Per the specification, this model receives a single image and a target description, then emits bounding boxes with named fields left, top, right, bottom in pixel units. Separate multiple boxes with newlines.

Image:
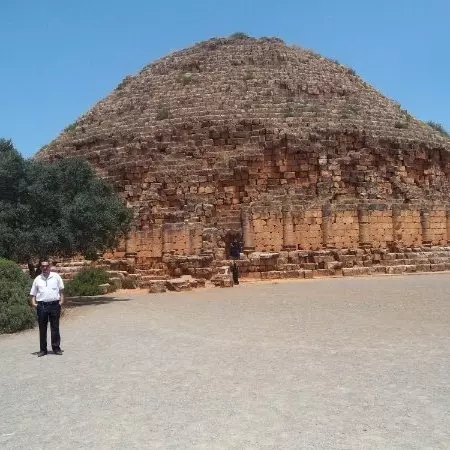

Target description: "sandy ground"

left=1, top=274, right=449, bottom=449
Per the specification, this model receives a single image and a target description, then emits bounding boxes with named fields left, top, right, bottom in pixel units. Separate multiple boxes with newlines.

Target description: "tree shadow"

left=65, top=295, right=132, bottom=308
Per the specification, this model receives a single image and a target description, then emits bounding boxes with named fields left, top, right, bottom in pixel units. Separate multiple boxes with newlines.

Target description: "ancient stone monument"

left=37, top=35, right=450, bottom=285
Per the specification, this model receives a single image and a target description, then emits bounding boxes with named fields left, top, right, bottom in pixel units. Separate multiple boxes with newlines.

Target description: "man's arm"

left=29, top=279, right=37, bottom=307
left=30, top=295, right=37, bottom=307
left=58, top=274, right=65, bottom=306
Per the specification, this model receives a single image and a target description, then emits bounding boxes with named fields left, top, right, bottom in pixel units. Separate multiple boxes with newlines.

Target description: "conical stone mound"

left=37, top=35, right=450, bottom=269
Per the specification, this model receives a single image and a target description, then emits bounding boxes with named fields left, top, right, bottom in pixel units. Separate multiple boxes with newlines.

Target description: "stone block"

left=98, top=283, right=110, bottom=295
left=148, top=280, right=167, bottom=293
left=430, top=264, right=446, bottom=272
left=386, top=265, right=406, bottom=274
left=220, top=279, right=234, bottom=288
left=166, top=278, right=192, bottom=291
left=109, top=277, right=122, bottom=290
left=314, top=268, right=336, bottom=277
left=342, top=267, right=372, bottom=276
left=193, top=267, right=213, bottom=279
left=372, top=266, right=387, bottom=274
left=324, top=261, right=342, bottom=270
left=415, top=264, right=431, bottom=272
left=191, top=278, right=206, bottom=288
left=430, top=257, right=449, bottom=264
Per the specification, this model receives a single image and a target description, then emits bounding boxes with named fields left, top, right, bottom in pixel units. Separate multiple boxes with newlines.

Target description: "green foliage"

left=229, top=32, right=250, bottom=40
left=0, top=258, right=30, bottom=287
left=283, top=106, right=296, bottom=118
left=0, top=140, right=132, bottom=263
left=0, top=259, right=34, bottom=333
left=394, top=121, right=409, bottom=129
left=427, top=121, right=449, bottom=137
left=116, top=76, right=133, bottom=91
left=64, top=122, right=78, bottom=133
left=341, top=104, right=359, bottom=116
left=177, top=72, right=197, bottom=85
left=156, top=107, right=170, bottom=120
left=65, top=268, right=110, bottom=297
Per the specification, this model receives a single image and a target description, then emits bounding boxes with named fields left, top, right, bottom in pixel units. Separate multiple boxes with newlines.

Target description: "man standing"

left=30, top=261, right=65, bottom=357
left=229, top=237, right=242, bottom=285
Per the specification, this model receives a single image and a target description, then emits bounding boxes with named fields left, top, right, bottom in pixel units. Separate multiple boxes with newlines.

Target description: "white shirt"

left=30, top=272, right=65, bottom=302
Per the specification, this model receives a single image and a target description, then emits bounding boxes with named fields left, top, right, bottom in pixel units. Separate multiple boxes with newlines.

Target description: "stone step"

left=135, top=268, right=168, bottom=275
left=259, top=269, right=313, bottom=280
left=54, top=261, right=91, bottom=268
left=279, top=264, right=304, bottom=270
left=138, top=275, right=170, bottom=282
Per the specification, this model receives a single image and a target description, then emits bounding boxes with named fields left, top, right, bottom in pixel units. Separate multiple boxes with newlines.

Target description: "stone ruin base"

left=42, top=245, right=450, bottom=295
left=234, top=246, right=450, bottom=280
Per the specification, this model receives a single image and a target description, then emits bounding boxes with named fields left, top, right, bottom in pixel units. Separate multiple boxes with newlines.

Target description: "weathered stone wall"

left=37, top=36, right=450, bottom=279
left=103, top=203, right=450, bottom=269
left=294, top=209, right=322, bottom=250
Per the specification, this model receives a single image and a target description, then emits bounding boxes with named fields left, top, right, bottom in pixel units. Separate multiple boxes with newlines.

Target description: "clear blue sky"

left=2, top=0, right=449, bottom=157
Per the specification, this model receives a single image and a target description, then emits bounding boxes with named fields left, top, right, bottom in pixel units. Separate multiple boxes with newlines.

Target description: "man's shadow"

left=65, top=295, right=131, bottom=308
left=30, top=350, right=64, bottom=356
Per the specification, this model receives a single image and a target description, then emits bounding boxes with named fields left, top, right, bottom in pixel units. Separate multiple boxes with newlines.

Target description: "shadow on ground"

left=65, top=295, right=131, bottom=308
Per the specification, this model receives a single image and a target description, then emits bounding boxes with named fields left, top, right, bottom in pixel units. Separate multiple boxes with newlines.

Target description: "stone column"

left=420, top=209, right=431, bottom=246
left=162, top=223, right=172, bottom=254
left=321, top=204, right=332, bottom=248
left=186, top=222, right=202, bottom=255
left=241, top=206, right=255, bottom=252
left=124, top=229, right=137, bottom=265
left=392, top=205, right=402, bottom=244
left=358, top=207, right=371, bottom=247
left=446, top=208, right=450, bottom=244
left=184, top=221, right=192, bottom=255
left=125, top=229, right=137, bottom=254
left=282, top=203, right=296, bottom=251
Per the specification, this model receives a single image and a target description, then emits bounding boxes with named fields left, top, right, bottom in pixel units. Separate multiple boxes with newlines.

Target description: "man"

left=229, top=238, right=242, bottom=285
left=30, top=261, right=65, bottom=357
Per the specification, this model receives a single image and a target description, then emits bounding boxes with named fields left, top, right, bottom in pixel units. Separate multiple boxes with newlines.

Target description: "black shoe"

left=37, top=351, right=47, bottom=357
left=53, top=348, right=63, bottom=355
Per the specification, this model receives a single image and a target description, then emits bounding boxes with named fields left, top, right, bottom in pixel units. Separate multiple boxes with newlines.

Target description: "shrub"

left=177, top=72, right=197, bottom=85
left=283, top=105, right=296, bottom=118
left=229, top=32, right=250, bottom=40
left=65, top=268, right=110, bottom=297
left=63, top=122, right=78, bottom=133
left=0, top=258, right=30, bottom=288
left=394, top=121, right=408, bottom=129
left=155, top=107, right=170, bottom=121
left=427, top=121, right=449, bottom=137
left=0, top=259, right=34, bottom=334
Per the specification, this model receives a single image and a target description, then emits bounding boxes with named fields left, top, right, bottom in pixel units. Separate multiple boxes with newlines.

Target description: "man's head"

left=40, top=261, right=51, bottom=274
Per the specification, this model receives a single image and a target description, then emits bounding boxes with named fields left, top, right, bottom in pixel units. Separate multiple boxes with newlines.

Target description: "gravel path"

left=1, top=275, right=449, bottom=449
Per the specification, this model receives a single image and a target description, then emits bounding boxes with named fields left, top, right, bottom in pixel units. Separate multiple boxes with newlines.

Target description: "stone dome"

left=37, top=35, right=450, bottom=262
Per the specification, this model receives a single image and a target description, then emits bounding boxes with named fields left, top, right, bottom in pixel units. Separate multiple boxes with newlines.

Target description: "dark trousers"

left=231, top=261, right=239, bottom=284
left=36, top=302, right=61, bottom=352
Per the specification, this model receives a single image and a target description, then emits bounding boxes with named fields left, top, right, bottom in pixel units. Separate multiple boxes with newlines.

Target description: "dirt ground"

left=1, top=274, right=449, bottom=449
